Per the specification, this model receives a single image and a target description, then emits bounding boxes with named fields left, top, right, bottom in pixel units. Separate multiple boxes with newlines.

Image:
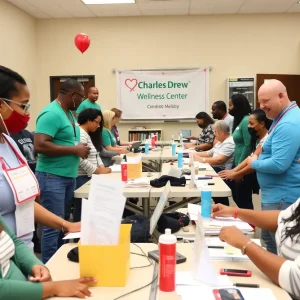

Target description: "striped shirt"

left=276, top=198, right=300, bottom=299
left=0, top=230, right=15, bottom=278
left=78, top=128, right=104, bottom=176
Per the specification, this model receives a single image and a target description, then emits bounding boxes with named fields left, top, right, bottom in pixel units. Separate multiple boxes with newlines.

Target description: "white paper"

left=127, top=154, right=142, bottom=163
left=125, top=178, right=150, bottom=188
left=63, top=232, right=81, bottom=240
left=109, top=164, right=122, bottom=173
left=192, top=215, right=226, bottom=286
left=15, top=199, right=35, bottom=237
left=178, top=286, right=276, bottom=300
left=80, top=175, right=126, bottom=245
left=188, top=203, right=201, bottom=221
left=205, top=217, right=253, bottom=232
left=176, top=272, right=232, bottom=287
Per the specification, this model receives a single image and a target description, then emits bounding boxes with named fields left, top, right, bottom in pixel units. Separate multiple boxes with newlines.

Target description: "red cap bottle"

left=159, top=228, right=176, bottom=292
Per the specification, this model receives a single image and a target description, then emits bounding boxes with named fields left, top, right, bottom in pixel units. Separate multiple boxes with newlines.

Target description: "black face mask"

left=248, top=127, right=258, bottom=137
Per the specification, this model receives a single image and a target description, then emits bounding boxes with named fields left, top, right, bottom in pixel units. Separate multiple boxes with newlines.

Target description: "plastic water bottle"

left=144, top=139, right=149, bottom=154
left=179, top=133, right=183, bottom=148
left=171, top=140, right=176, bottom=157
left=121, top=161, right=128, bottom=182
left=159, top=228, right=176, bottom=292
left=201, top=185, right=212, bottom=218
left=178, top=151, right=183, bottom=168
left=151, top=133, right=156, bottom=148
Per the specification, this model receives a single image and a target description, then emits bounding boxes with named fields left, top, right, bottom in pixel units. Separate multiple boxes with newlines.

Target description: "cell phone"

left=213, top=288, right=245, bottom=300
left=148, top=250, right=187, bottom=264
left=220, top=268, right=252, bottom=277
left=208, top=182, right=215, bottom=185
left=197, top=176, right=213, bottom=180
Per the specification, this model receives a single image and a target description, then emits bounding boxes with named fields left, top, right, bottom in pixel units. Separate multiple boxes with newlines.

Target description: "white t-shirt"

left=78, top=128, right=104, bottom=176
left=223, top=114, right=234, bottom=133
left=256, top=133, right=268, bottom=149
left=207, top=135, right=235, bottom=170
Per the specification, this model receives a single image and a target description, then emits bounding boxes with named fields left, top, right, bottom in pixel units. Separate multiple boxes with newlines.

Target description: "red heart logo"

left=125, top=78, right=138, bottom=92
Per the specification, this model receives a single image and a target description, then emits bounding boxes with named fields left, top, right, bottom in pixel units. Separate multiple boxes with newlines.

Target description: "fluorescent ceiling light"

left=82, top=0, right=135, bottom=4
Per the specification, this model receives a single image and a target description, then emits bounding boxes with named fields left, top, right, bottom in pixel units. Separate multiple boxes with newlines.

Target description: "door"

left=49, top=75, right=95, bottom=102
left=256, top=74, right=300, bottom=108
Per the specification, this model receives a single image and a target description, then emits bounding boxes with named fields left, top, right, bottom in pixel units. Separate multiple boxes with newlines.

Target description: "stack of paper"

left=204, top=217, right=254, bottom=235
left=187, top=204, right=254, bottom=235
left=124, top=178, right=150, bottom=188
left=206, top=237, right=262, bottom=261
left=109, top=164, right=121, bottom=173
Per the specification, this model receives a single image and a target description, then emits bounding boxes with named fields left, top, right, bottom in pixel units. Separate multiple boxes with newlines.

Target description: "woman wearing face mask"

left=184, top=112, right=215, bottom=150
left=224, top=94, right=253, bottom=209
left=0, top=66, right=81, bottom=249
left=73, top=108, right=112, bottom=222
left=219, top=109, right=272, bottom=182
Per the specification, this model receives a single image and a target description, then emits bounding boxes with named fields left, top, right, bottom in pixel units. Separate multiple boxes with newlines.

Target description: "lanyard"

left=268, top=103, right=297, bottom=135
left=0, top=134, right=26, bottom=165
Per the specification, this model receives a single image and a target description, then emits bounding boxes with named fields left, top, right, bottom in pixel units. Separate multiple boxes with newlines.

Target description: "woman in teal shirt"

left=228, top=94, right=253, bottom=209
left=101, top=110, right=128, bottom=155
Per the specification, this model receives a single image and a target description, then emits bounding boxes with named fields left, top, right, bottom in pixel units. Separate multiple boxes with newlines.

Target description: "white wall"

left=35, top=13, right=300, bottom=137
left=0, top=0, right=37, bottom=129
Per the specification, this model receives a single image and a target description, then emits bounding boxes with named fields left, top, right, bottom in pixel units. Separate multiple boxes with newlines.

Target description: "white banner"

left=116, top=68, right=209, bottom=119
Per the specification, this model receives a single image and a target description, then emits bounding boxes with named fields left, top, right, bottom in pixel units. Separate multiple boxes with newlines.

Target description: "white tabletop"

left=46, top=243, right=291, bottom=300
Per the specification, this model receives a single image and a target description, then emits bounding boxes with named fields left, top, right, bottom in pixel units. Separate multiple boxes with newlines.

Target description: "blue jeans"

left=261, top=200, right=292, bottom=254
left=73, top=175, right=90, bottom=222
left=36, top=171, right=76, bottom=263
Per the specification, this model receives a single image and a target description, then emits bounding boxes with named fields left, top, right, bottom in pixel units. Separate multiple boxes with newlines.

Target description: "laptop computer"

left=129, top=141, right=142, bottom=153
left=149, top=181, right=171, bottom=235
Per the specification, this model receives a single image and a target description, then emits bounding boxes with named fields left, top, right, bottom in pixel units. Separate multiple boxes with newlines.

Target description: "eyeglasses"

left=61, top=89, right=85, bottom=100
left=93, top=119, right=100, bottom=125
left=1, top=98, right=30, bottom=112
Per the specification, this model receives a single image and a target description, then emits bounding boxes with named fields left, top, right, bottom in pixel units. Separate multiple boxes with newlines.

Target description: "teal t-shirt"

left=35, top=101, right=80, bottom=178
left=102, top=128, right=116, bottom=147
left=232, top=115, right=252, bottom=165
left=76, top=99, right=101, bottom=114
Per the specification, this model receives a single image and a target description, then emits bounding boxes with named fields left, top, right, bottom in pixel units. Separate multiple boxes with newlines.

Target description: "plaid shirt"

left=198, top=124, right=215, bottom=144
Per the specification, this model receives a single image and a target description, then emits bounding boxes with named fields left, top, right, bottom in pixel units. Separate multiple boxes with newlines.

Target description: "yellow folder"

left=78, top=224, right=132, bottom=287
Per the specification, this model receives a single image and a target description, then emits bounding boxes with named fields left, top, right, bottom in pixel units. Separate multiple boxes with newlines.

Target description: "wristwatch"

left=241, top=240, right=253, bottom=255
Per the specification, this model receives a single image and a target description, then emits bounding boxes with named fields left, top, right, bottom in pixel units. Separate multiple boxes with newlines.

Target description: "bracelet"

left=233, top=208, right=238, bottom=219
left=62, top=220, right=66, bottom=232
left=241, top=240, right=253, bottom=255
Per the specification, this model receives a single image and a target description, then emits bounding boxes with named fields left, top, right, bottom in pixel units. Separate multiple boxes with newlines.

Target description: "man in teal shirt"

left=76, top=86, right=101, bottom=115
left=34, top=79, right=90, bottom=263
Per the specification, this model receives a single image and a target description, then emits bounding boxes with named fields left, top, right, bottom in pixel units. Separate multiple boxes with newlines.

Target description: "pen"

left=234, top=283, right=260, bottom=288
left=208, top=246, right=224, bottom=249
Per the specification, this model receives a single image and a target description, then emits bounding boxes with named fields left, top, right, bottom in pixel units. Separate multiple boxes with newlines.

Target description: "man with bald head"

left=247, top=79, right=300, bottom=254
left=76, top=86, right=101, bottom=115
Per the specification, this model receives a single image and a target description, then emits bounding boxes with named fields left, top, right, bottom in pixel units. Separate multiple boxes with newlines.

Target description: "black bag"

left=157, top=212, right=190, bottom=234
left=150, top=175, right=186, bottom=188
left=121, top=215, right=150, bottom=243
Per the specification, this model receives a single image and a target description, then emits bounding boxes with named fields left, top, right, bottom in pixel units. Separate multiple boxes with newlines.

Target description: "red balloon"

left=74, top=33, right=90, bottom=54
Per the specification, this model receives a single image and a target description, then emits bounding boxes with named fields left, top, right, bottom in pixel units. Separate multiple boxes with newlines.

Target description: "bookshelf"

left=128, top=128, right=162, bottom=142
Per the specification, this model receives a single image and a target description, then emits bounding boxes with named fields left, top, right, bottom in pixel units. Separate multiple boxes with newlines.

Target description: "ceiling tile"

left=213, top=0, right=245, bottom=14
left=189, top=1, right=214, bottom=14
left=164, top=0, right=190, bottom=10
left=166, top=8, right=189, bottom=15
left=7, top=0, right=51, bottom=17
left=239, top=0, right=295, bottom=13
left=137, top=1, right=165, bottom=10
left=141, top=9, right=166, bottom=15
